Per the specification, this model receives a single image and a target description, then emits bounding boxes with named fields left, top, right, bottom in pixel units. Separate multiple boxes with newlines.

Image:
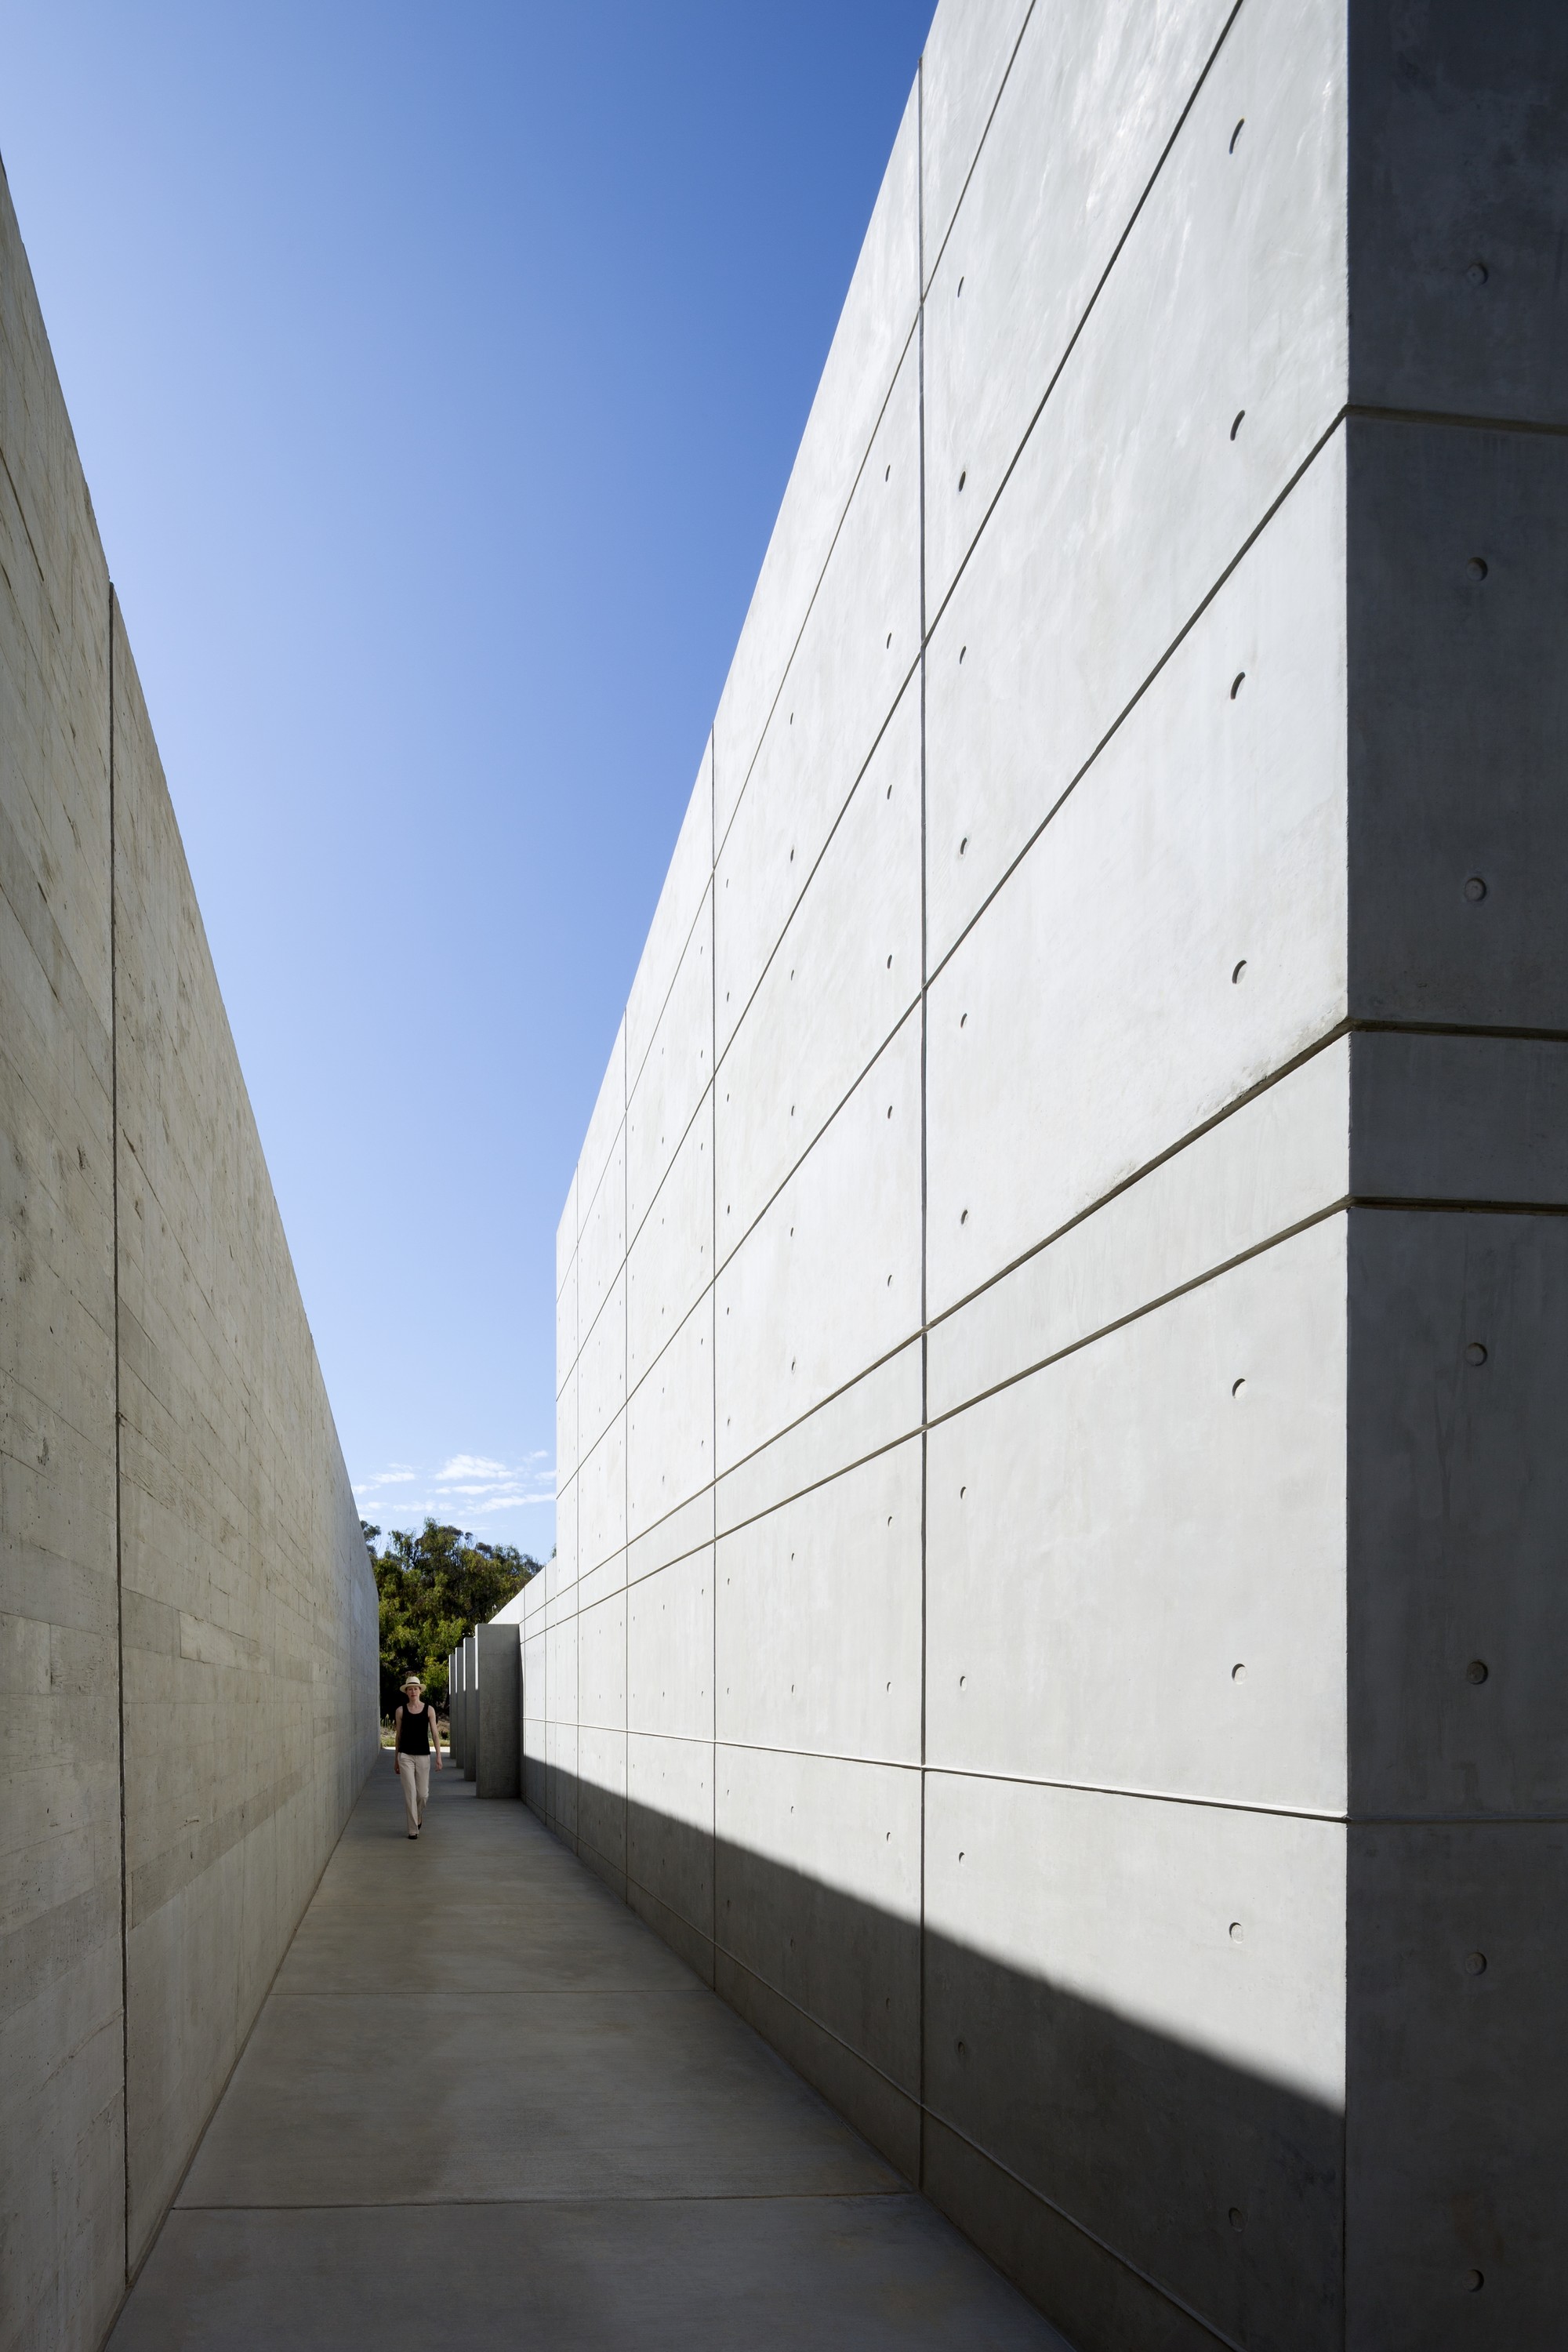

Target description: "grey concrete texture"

left=0, top=154, right=376, bottom=2352
left=108, top=1759, right=1065, bottom=2350
left=539, top=3, right=1568, bottom=2346
left=474, top=1621, right=519, bottom=1797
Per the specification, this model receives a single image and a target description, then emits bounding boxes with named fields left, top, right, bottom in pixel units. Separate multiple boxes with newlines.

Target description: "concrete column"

left=462, top=1634, right=477, bottom=1783
left=476, top=1624, right=521, bottom=1798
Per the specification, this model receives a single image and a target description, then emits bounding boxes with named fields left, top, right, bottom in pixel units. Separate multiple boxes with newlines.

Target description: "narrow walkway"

left=110, top=1758, right=1066, bottom=2348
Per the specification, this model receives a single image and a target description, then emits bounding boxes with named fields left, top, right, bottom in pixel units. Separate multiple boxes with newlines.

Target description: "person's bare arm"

left=391, top=1704, right=403, bottom=1768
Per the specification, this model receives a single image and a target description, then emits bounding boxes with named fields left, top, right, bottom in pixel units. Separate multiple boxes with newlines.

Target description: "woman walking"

left=393, top=1674, right=442, bottom=1837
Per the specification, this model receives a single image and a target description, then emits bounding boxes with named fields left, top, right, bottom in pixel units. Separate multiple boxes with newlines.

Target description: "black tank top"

left=399, top=1700, right=430, bottom=1755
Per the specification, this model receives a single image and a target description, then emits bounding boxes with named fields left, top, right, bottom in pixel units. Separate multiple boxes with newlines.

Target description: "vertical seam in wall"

left=915, top=53, right=929, bottom=2198
left=107, top=583, right=130, bottom=2282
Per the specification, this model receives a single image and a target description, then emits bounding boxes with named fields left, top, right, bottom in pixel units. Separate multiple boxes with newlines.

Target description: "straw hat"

left=401, top=1674, right=423, bottom=1692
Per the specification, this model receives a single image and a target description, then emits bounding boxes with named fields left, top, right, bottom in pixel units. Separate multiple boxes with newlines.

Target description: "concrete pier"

left=107, top=1760, right=1063, bottom=2350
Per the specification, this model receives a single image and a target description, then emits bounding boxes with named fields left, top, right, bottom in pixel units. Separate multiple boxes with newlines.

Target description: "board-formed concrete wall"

left=532, top=5, right=1568, bottom=2345
left=0, top=160, right=378, bottom=2352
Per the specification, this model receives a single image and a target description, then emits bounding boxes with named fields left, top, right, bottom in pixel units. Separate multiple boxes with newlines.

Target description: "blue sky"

left=0, top=0, right=935, bottom=1558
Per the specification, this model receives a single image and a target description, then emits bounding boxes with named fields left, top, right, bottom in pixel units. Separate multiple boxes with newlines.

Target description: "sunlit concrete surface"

left=107, top=1760, right=1066, bottom=2350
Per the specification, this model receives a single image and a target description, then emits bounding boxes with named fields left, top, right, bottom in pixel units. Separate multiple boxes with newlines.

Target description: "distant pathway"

left=110, top=1758, right=1067, bottom=2349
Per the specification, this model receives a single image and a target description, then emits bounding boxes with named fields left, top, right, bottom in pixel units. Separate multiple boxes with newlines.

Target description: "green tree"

left=365, top=1518, right=540, bottom=1717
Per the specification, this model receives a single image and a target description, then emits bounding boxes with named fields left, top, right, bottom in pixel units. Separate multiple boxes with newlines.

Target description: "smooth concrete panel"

left=1348, top=6, right=1568, bottom=426
left=919, top=0, right=1033, bottom=272
left=928, top=1036, right=1349, bottom=1421
left=575, top=1266, right=625, bottom=1460
left=577, top=1590, right=625, bottom=1733
left=715, top=86, right=918, bottom=838
left=928, top=1217, right=1348, bottom=1811
left=716, top=1745, right=920, bottom=2092
left=925, top=0, right=1347, bottom=970
left=924, top=0, right=1237, bottom=604
left=555, top=1360, right=579, bottom=1494
left=547, top=1719, right=579, bottom=1841
left=577, top=1128, right=626, bottom=1348
left=555, top=1167, right=576, bottom=1299
left=1349, top=1029, right=1568, bottom=1207
left=627, top=1729, right=714, bottom=1950
left=927, top=431, right=1347, bottom=1315
left=717, top=685, right=920, bottom=1247
left=575, top=1723, right=627, bottom=1886
left=717, top=1439, right=922, bottom=1768
left=554, top=1468, right=579, bottom=1588
left=543, top=1617, right=578, bottom=1730
left=556, top=1247, right=578, bottom=1391
left=627, top=1088, right=711, bottom=1390
left=717, top=1341, right=923, bottom=1537
left=628, top=889, right=712, bottom=1241
left=1347, top=417, right=1568, bottom=1032
left=626, top=738, right=713, bottom=1088
left=716, top=346, right=920, bottom=1061
left=626, top=1483, right=715, bottom=1590
left=578, top=1545, right=627, bottom=1614
left=1345, top=1820, right=1568, bottom=2352
left=1348, top=1207, right=1568, bottom=1818
left=924, top=1773, right=1345, bottom=2352
left=578, top=1016, right=626, bottom=1227
left=627, top=1548, right=714, bottom=1744
left=716, top=1022, right=920, bottom=1472
left=627, top=1288, right=713, bottom=1540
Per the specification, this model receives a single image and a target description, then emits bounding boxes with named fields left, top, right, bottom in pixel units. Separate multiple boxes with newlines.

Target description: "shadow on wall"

left=525, top=1769, right=1344, bottom=2352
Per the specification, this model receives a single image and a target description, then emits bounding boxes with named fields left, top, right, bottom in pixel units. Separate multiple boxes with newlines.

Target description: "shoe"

left=407, top=1831, right=417, bottom=1839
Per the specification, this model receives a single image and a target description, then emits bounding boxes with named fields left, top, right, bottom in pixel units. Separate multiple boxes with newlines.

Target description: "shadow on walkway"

left=108, top=1757, right=1067, bottom=2348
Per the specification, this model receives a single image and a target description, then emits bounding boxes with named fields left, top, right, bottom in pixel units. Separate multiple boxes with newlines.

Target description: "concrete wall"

left=532, top=5, right=1568, bottom=2347
left=474, top=1623, right=521, bottom=1798
left=0, top=158, right=377, bottom=2352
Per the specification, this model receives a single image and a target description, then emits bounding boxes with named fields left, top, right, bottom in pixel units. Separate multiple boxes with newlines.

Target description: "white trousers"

left=397, top=1752, right=430, bottom=1832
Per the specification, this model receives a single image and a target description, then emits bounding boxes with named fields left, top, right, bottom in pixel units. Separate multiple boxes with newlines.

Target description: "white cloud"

left=358, top=1450, right=556, bottom=1532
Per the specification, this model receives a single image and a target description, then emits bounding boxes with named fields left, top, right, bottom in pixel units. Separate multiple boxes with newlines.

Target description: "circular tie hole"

left=1465, top=2270, right=1485, bottom=2293
left=884, top=463, right=891, bottom=481
left=1467, top=556, right=1488, bottom=581
left=959, top=835, right=968, bottom=855
left=1465, top=1341, right=1488, bottom=1367
left=1229, top=1922, right=1245, bottom=1943
left=1232, top=1663, right=1247, bottom=1682
left=1229, top=2206, right=1245, bottom=2231
left=1229, top=118, right=1245, bottom=153
left=887, top=631, right=893, bottom=648
left=959, top=644, right=967, bottom=662
left=960, top=1207, right=969, bottom=1224
left=1465, top=1951, right=1487, bottom=1976
left=1230, top=670, right=1246, bottom=699
left=1465, top=1659, right=1490, bottom=1686
left=959, top=1674, right=966, bottom=1686
left=960, top=1484, right=967, bottom=1497
left=1467, top=262, right=1488, bottom=287
left=1464, top=875, right=1487, bottom=902
left=956, top=276, right=964, bottom=298
left=1232, top=1377, right=1246, bottom=1397
left=1232, top=960, right=1247, bottom=984
left=1230, top=408, right=1246, bottom=441
left=958, top=469, right=967, bottom=491
left=886, top=954, right=893, bottom=969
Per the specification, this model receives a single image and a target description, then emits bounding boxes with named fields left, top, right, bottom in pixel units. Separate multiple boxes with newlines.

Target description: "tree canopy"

left=365, top=1518, right=540, bottom=1716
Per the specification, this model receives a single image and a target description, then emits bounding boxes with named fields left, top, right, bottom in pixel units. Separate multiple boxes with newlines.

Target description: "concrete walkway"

left=110, top=1758, right=1067, bottom=2349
